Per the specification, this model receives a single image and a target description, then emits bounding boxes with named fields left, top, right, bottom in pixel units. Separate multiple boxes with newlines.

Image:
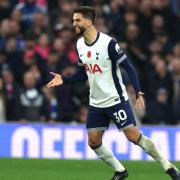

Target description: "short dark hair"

left=73, top=6, right=96, bottom=24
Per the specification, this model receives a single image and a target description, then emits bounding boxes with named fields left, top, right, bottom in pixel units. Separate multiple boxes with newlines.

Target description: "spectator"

left=171, top=58, right=180, bottom=124
left=45, top=50, right=61, bottom=74
left=125, top=23, right=139, bottom=44
left=2, top=69, right=20, bottom=121
left=126, top=0, right=138, bottom=11
left=53, top=38, right=66, bottom=53
left=0, top=0, right=12, bottom=22
left=148, top=39, right=164, bottom=55
left=19, top=0, right=47, bottom=12
left=28, top=63, right=45, bottom=87
left=124, top=23, right=147, bottom=81
left=8, top=19, right=25, bottom=51
left=0, top=49, right=9, bottom=73
left=147, top=59, right=174, bottom=104
left=0, top=18, right=24, bottom=55
left=170, top=0, right=180, bottom=15
left=171, top=58, right=180, bottom=100
left=12, top=0, right=45, bottom=32
left=34, top=33, right=50, bottom=60
left=174, top=94, right=180, bottom=125
left=56, top=28, right=78, bottom=65
left=155, top=33, right=174, bottom=55
left=15, top=49, right=36, bottom=83
left=55, top=66, right=79, bottom=122
left=145, top=88, right=174, bottom=124
left=0, top=78, right=6, bottom=122
left=0, top=19, right=10, bottom=50
left=111, top=10, right=138, bottom=41
left=108, top=0, right=124, bottom=31
left=42, top=86, right=60, bottom=122
left=52, top=38, right=73, bottom=71
left=138, top=0, right=153, bottom=45
left=28, top=12, right=50, bottom=38
left=72, top=80, right=89, bottom=106
left=173, top=43, right=180, bottom=58
left=151, top=15, right=167, bottom=36
left=96, top=16, right=109, bottom=33
left=18, top=71, right=48, bottom=122
left=76, top=105, right=88, bottom=123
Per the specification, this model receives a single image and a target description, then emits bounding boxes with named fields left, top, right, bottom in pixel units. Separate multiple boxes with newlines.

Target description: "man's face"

left=24, top=73, right=36, bottom=89
left=73, top=13, right=90, bottom=36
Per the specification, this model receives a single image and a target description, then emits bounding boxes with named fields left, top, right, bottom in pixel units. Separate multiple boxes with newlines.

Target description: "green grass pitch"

left=0, top=158, right=179, bottom=180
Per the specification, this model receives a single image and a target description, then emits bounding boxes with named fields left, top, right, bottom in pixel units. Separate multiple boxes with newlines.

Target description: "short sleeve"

left=108, top=39, right=127, bottom=64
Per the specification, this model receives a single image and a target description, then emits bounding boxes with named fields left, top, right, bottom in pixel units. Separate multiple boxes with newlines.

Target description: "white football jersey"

left=76, top=32, right=128, bottom=108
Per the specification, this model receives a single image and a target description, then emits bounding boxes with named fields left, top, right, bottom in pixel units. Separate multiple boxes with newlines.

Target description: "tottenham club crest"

left=96, top=51, right=99, bottom=60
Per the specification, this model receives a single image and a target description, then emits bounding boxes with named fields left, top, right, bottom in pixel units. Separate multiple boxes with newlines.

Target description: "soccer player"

left=47, top=6, right=180, bottom=180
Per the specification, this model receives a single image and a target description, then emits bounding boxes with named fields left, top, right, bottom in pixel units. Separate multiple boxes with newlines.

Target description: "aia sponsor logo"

left=84, top=64, right=102, bottom=74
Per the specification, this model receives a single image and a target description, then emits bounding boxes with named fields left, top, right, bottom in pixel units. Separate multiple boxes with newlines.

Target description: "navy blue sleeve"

left=108, top=39, right=127, bottom=64
left=108, top=39, right=141, bottom=96
left=120, top=59, right=141, bottom=96
left=62, top=65, right=88, bottom=84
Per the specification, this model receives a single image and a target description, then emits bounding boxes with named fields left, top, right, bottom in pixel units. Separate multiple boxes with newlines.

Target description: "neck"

left=83, top=26, right=98, bottom=45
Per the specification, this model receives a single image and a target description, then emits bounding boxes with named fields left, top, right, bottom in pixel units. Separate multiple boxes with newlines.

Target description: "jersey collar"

left=84, top=32, right=100, bottom=46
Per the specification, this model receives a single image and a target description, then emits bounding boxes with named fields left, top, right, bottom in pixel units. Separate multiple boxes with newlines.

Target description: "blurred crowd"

left=0, top=0, right=180, bottom=125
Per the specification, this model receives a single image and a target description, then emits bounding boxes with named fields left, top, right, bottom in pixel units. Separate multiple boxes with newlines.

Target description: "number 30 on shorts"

left=113, top=110, right=127, bottom=123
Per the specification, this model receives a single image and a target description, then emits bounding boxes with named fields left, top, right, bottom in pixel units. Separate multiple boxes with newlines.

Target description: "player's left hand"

left=135, top=92, right=145, bottom=110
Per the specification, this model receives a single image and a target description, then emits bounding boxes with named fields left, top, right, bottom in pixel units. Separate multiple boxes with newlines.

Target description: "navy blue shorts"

left=86, top=101, right=136, bottom=131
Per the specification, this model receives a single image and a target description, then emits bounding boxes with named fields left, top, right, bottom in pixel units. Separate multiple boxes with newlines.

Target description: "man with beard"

left=47, top=6, right=180, bottom=180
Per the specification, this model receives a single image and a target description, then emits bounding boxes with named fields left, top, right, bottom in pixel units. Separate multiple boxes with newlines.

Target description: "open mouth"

left=74, top=27, right=79, bottom=31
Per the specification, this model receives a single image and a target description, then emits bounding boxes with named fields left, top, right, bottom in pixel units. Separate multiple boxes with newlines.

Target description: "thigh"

left=86, top=105, right=110, bottom=131
left=106, top=101, right=137, bottom=131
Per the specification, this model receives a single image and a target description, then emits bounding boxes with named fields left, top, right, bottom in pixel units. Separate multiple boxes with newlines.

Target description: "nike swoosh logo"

left=121, top=120, right=127, bottom=126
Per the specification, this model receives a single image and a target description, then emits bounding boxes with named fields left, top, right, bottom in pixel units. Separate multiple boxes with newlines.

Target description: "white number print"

left=113, top=110, right=127, bottom=123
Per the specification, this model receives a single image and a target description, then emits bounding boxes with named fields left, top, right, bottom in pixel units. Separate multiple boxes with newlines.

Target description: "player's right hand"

left=46, top=72, right=63, bottom=88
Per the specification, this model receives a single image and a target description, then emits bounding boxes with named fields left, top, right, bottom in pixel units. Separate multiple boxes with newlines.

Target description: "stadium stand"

left=0, top=0, right=179, bottom=124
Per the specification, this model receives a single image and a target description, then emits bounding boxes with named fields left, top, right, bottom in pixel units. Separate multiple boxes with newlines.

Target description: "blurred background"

left=0, top=0, right=180, bottom=126
left=0, top=1, right=180, bottom=177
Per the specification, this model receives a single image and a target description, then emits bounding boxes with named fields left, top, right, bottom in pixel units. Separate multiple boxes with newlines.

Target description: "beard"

left=73, top=26, right=86, bottom=37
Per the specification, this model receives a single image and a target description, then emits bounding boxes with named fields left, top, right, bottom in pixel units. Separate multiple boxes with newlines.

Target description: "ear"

left=87, top=19, right=93, bottom=26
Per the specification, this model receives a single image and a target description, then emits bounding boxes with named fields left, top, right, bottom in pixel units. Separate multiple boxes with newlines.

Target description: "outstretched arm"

left=47, top=66, right=87, bottom=88
left=62, top=65, right=88, bottom=84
